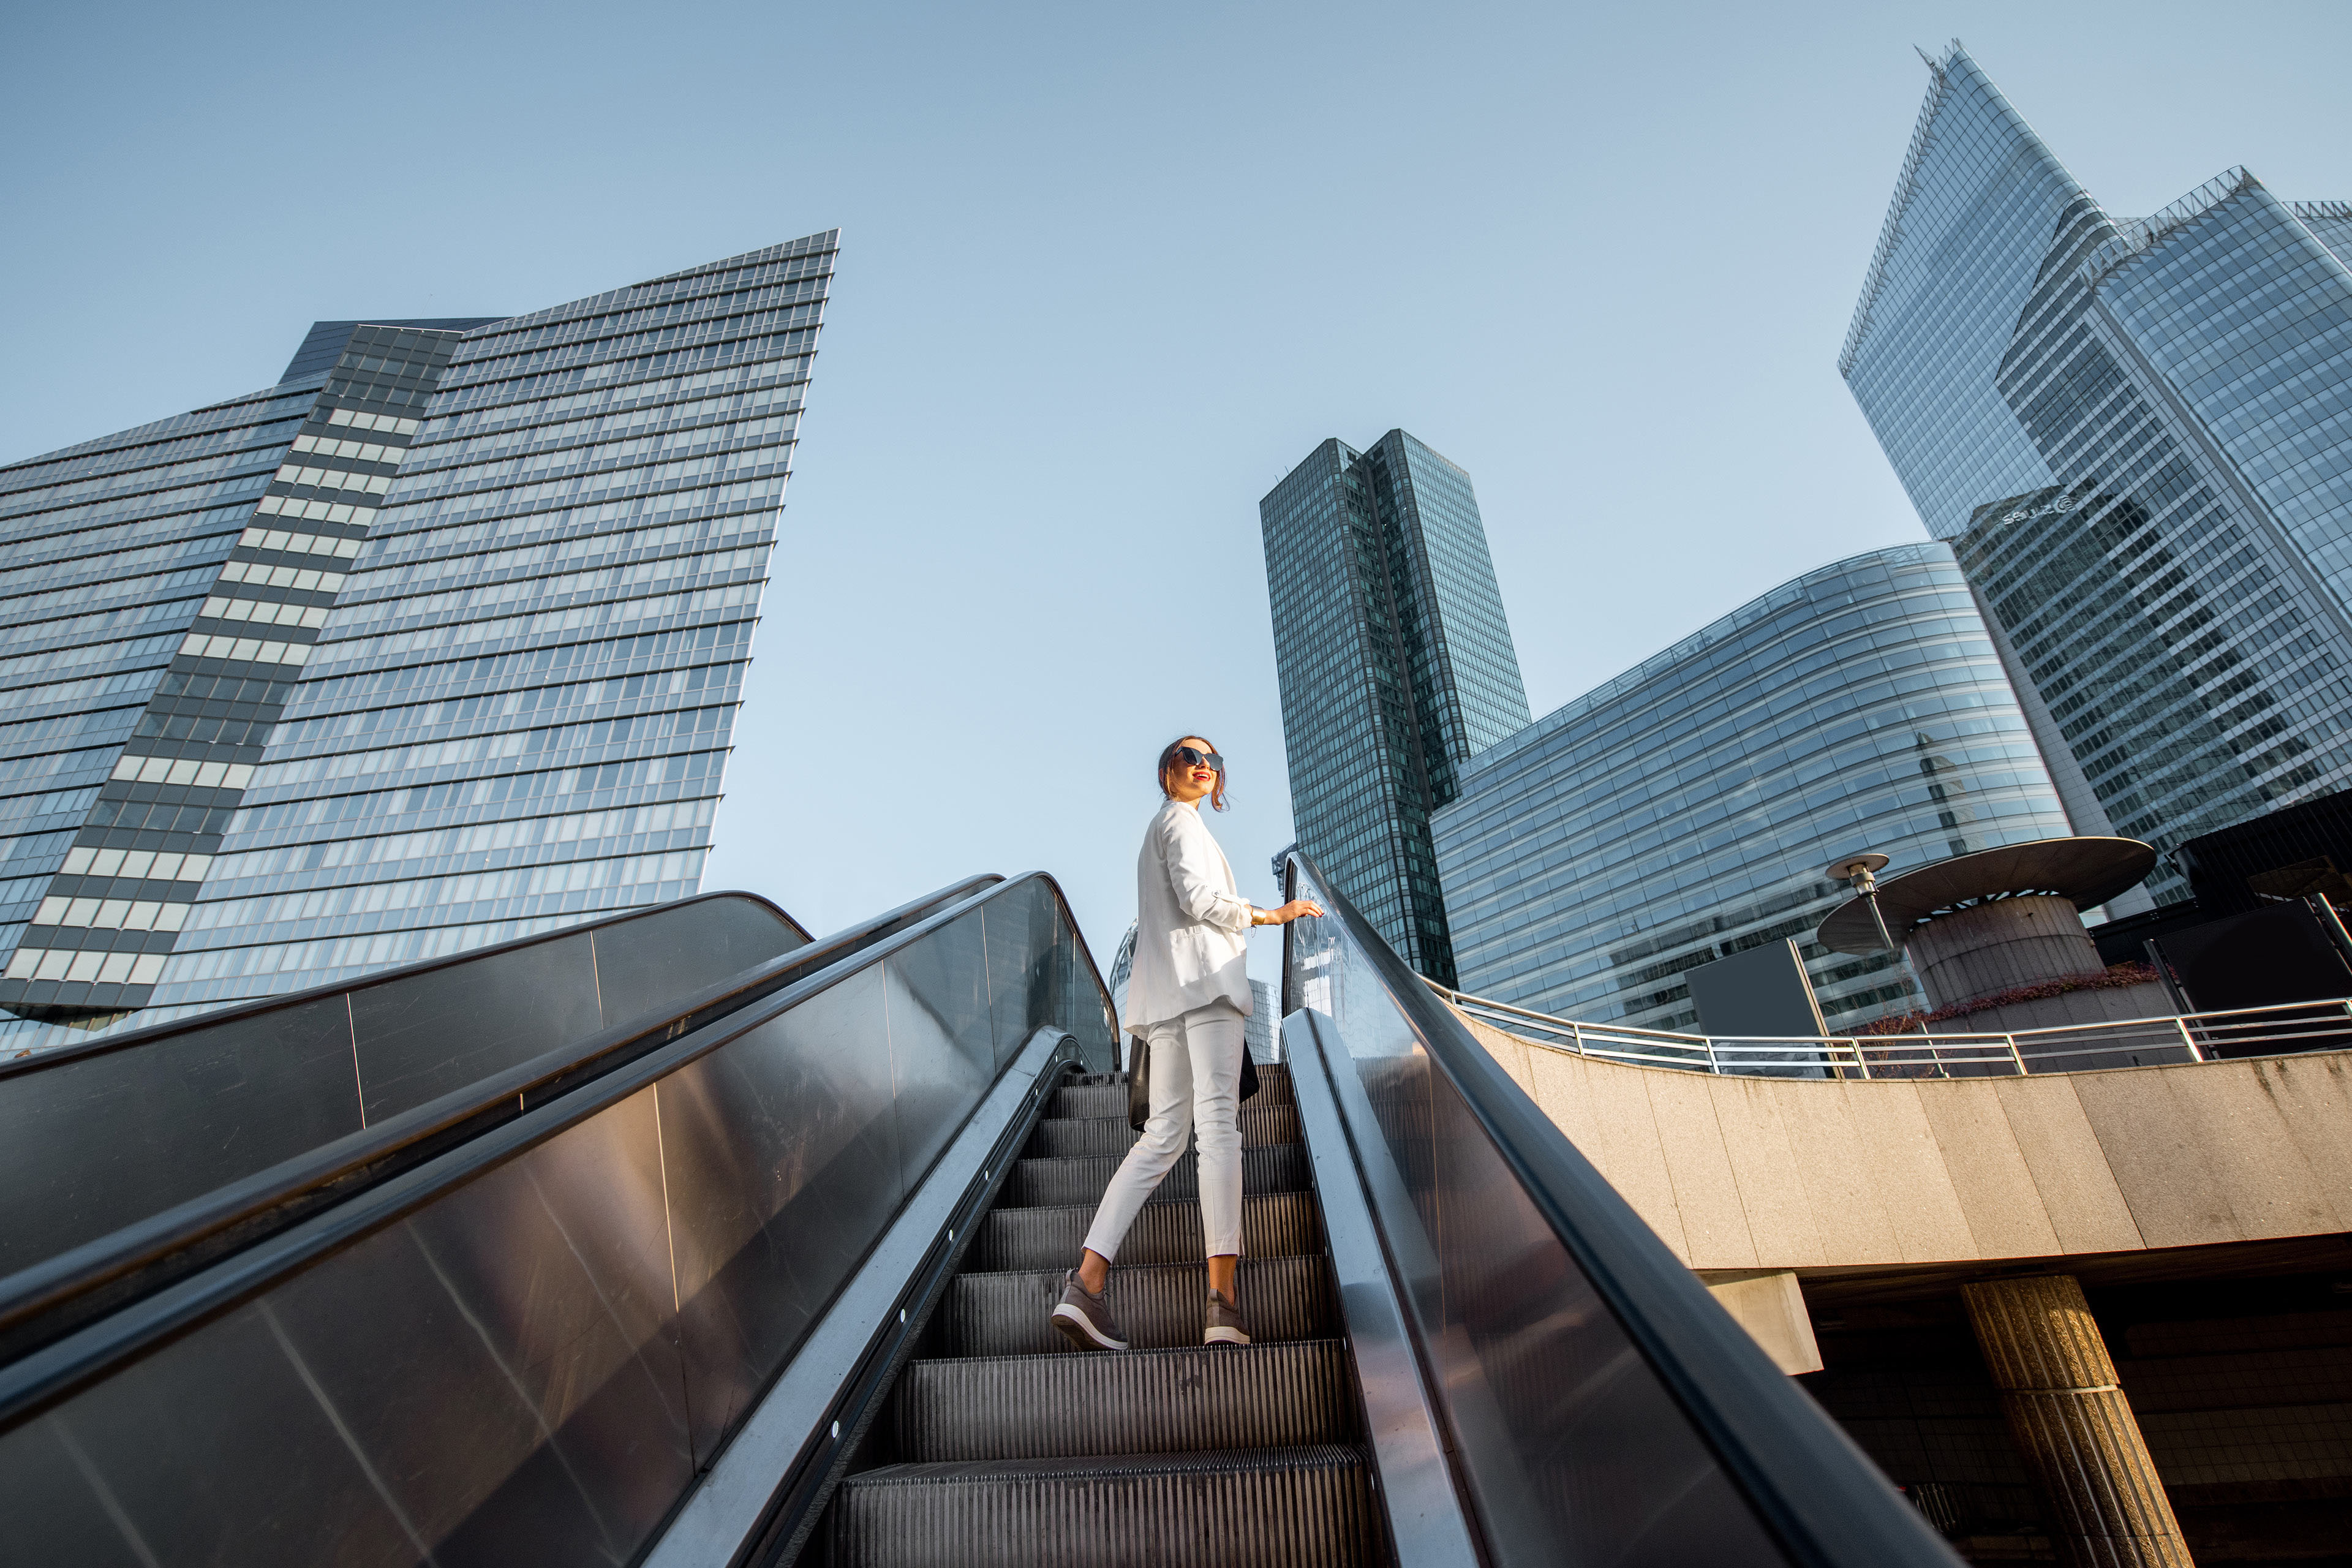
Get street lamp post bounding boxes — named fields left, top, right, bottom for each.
left=1826, top=853, right=1898, bottom=952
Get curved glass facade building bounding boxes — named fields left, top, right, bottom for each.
left=1431, top=544, right=2072, bottom=1033
left=1842, top=44, right=2352, bottom=905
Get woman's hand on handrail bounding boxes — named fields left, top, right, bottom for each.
left=1250, top=899, right=1325, bottom=927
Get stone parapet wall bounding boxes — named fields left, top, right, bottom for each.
left=1455, top=1010, right=2352, bottom=1274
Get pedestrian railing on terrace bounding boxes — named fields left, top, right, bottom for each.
left=1427, top=982, right=2352, bottom=1078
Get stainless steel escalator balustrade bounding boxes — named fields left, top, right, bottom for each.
left=0, top=872, right=1114, bottom=1568
left=0, top=879, right=994, bottom=1375
left=0, top=889, right=816, bottom=1281
left=1278, top=850, right=1962, bottom=1568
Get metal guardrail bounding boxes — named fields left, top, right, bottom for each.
left=1428, top=982, right=2352, bottom=1079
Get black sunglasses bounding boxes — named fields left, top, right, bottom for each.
left=1175, top=746, right=1224, bottom=772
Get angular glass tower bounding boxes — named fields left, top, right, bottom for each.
left=1842, top=43, right=2352, bottom=905
left=1433, top=544, right=2073, bottom=1032
left=0, top=233, right=834, bottom=1047
left=1260, top=430, right=1529, bottom=982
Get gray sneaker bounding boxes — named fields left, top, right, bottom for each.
left=1205, top=1286, right=1251, bottom=1346
left=1051, top=1270, right=1128, bottom=1351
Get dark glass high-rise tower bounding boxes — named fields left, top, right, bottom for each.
left=0, top=233, right=834, bottom=1049
left=1842, top=43, right=2352, bottom=905
left=1260, top=430, right=1529, bottom=981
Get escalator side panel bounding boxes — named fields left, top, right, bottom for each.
left=255, top=1085, right=693, bottom=1562
left=655, top=900, right=1060, bottom=1471
left=590, top=894, right=811, bottom=1031
left=350, top=929, right=603, bottom=1125
left=0, top=995, right=360, bottom=1277
left=643, top=1028, right=1091, bottom=1568
left=1286, top=849, right=1962, bottom=1568
left=325, top=894, right=816, bottom=1129
left=660, top=965, right=911, bottom=1466
left=0, top=1083, right=695, bottom=1568
left=0, top=892, right=809, bottom=1280
left=986, top=880, right=1059, bottom=1070
left=13, top=1299, right=435, bottom=1567
left=1294, top=856, right=1788, bottom=1566
left=1354, top=1040, right=1784, bottom=1564
left=1057, top=915, right=1115, bottom=1074
left=888, top=908, right=998, bottom=1191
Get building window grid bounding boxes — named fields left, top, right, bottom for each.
left=1434, top=546, right=2070, bottom=1029
left=1842, top=51, right=2352, bottom=910
left=0, top=236, right=831, bottom=1046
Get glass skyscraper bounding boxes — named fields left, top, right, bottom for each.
left=0, top=232, right=835, bottom=1049
left=1432, top=544, right=2073, bottom=1033
left=1842, top=43, right=2352, bottom=905
left=1260, top=430, right=1529, bottom=983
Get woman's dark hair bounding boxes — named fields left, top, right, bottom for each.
left=1157, top=734, right=1228, bottom=812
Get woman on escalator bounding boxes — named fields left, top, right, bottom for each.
left=1050, top=736, right=1323, bottom=1352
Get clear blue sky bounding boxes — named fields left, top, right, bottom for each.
left=6, top=1, right=2348, bottom=974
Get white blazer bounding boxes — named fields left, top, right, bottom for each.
left=1123, top=797, right=1254, bottom=1032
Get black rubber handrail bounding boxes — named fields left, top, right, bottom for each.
left=0, top=887, right=813, bottom=1080
left=0, top=875, right=1000, bottom=1367
left=0, top=869, right=1112, bottom=1433
left=1283, top=849, right=1959, bottom=1568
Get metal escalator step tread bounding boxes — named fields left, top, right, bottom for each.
left=1025, top=1104, right=1302, bottom=1159
left=1048, top=1074, right=1128, bottom=1107
left=999, top=1145, right=1310, bottom=1210
left=827, top=1445, right=1376, bottom=1568
left=1046, top=1082, right=1125, bottom=1118
left=944, top=1256, right=1332, bottom=1356
left=1049, top=1068, right=1295, bottom=1120
left=888, top=1340, right=1355, bottom=1461
left=968, top=1192, right=1319, bottom=1272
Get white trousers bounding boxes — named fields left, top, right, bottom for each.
left=1081, top=1000, right=1245, bottom=1261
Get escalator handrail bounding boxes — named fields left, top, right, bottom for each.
left=0, top=887, right=815, bottom=1082
left=0, top=875, right=1002, bottom=1363
left=1283, top=849, right=1957, bottom=1568
left=0, top=869, right=1114, bottom=1433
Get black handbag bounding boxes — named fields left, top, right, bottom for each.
left=1127, top=1029, right=1260, bottom=1132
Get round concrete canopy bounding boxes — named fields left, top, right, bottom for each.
left=1815, top=836, right=2157, bottom=956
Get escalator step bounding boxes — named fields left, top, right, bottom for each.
left=888, top=1341, right=1356, bottom=1461
left=1025, top=1104, right=1301, bottom=1159
left=827, top=1445, right=1376, bottom=1568
left=1047, top=1082, right=1127, bottom=1118
left=943, top=1256, right=1333, bottom=1356
left=969, top=1191, right=1319, bottom=1272
left=1049, top=1067, right=1294, bottom=1120
left=1000, top=1144, right=1310, bottom=1210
